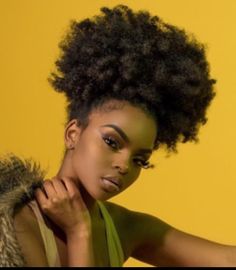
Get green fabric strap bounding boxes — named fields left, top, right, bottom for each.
left=97, top=201, right=124, bottom=267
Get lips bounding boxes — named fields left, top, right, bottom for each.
left=102, top=176, right=122, bottom=189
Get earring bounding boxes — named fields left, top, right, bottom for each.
left=68, top=144, right=74, bottom=150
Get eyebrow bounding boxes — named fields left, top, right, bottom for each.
left=100, top=124, right=153, bottom=154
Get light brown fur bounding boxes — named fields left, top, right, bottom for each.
left=0, top=153, right=45, bottom=266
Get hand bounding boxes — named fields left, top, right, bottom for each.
left=34, top=177, right=92, bottom=235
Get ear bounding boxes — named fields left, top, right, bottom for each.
left=64, top=119, right=81, bottom=150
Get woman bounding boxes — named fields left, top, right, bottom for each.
left=1, top=4, right=234, bottom=267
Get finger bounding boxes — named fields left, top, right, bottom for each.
left=60, top=178, right=89, bottom=212
left=34, top=188, right=48, bottom=208
left=60, top=177, right=80, bottom=197
left=51, top=177, right=68, bottom=197
left=43, top=179, right=57, bottom=198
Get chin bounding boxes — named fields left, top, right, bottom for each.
left=89, top=186, right=118, bottom=201
left=91, top=190, right=113, bottom=201
left=80, top=178, right=120, bottom=201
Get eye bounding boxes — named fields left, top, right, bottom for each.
left=134, top=159, right=153, bottom=169
left=102, top=136, right=155, bottom=169
left=103, top=136, right=120, bottom=150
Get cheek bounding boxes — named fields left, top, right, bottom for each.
left=73, top=136, right=110, bottom=173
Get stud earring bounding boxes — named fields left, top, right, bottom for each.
left=68, top=144, right=74, bottom=150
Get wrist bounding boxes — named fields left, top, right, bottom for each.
left=65, top=224, right=92, bottom=238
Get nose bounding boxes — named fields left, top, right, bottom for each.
left=113, top=156, right=129, bottom=175
left=115, top=164, right=129, bottom=175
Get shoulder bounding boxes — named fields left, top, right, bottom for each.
left=104, top=201, right=170, bottom=259
left=14, top=203, right=38, bottom=228
left=13, top=203, right=49, bottom=266
left=103, top=202, right=231, bottom=267
left=102, top=201, right=172, bottom=262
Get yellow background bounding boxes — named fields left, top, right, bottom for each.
left=0, top=0, right=236, bottom=267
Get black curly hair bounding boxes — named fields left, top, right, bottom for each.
left=48, top=4, right=216, bottom=153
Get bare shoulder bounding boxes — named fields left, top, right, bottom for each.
left=102, top=201, right=172, bottom=263
left=13, top=203, right=48, bottom=266
left=103, top=201, right=234, bottom=266
left=14, top=203, right=39, bottom=231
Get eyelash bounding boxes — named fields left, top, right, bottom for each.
left=102, top=136, right=155, bottom=170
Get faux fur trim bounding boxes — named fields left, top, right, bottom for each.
left=0, top=153, right=46, bottom=266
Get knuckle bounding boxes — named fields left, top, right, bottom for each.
left=51, top=197, right=59, bottom=204
left=50, top=195, right=68, bottom=204
left=54, top=177, right=61, bottom=183
left=43, top=180, right=51, bottom=186
left=52, top=177, right=60, bottom=183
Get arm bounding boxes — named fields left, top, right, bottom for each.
left=128, top=210, right=236, bottom=266
left=35, top=177, right=95, bottom=266
left=66, top=226, right=94, bottom=267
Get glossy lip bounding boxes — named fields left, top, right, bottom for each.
left=102, top=176, right=122, bottom=189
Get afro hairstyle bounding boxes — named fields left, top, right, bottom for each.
left=48, top=4, right=216, bottom=153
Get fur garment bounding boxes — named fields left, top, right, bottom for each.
left=0, top=153, right=45, bottom=266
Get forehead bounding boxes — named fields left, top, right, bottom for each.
left=88, top=100, right=157, bottom=147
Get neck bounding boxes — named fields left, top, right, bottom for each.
left=55, top=152, right=100, bottom=218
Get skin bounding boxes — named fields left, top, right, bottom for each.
left=55, top=99, right=157, bottom=212
left=14, top=99, right=236, bottom=266
left=14, top=99, right=157, bottom=266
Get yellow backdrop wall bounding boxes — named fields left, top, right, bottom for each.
left=0, top=0, right=235, bottom=267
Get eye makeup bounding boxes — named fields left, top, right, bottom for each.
left=101, top=133, right=154, bottom=169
